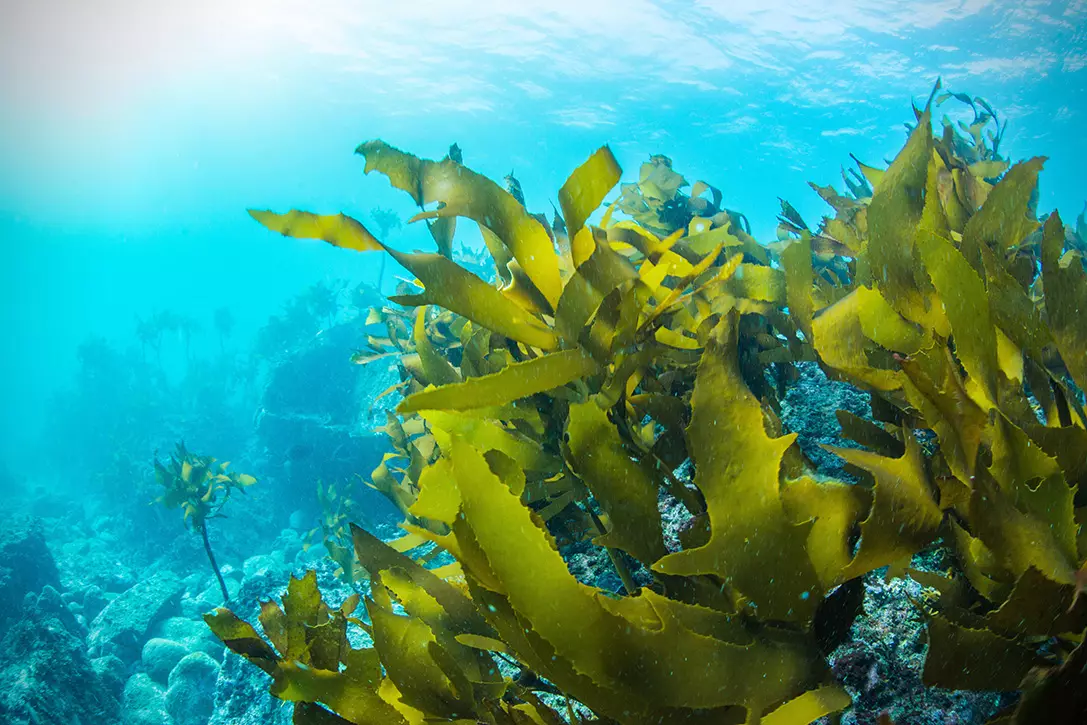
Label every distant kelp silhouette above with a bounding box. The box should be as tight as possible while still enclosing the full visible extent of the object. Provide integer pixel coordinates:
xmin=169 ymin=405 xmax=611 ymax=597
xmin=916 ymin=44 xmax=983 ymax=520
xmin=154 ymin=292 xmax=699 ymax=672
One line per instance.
xmin=208 ymin=82 xmax=1087 ymax=724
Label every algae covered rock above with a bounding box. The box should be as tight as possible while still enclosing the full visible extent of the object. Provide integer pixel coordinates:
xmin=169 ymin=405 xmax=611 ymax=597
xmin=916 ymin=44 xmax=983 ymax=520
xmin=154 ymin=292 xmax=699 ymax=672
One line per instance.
xmin=93 ymin=653 xmax=129 ymax=700
xmin=55 ymin=533 xmax=138 ymax=593
xmin=780 ymin=360 xmax=872 ymax=477
xmin=210 ymin=651 xmax=292 ymax=725
xmin=152 ymin=615 xmax=225 ymax=661
xmin=143 ymin=637 xmax=189 ymax=684
xmin=256 ymin=320 xmax=398 ymax=493
xmin=830 ymin=574 xmax=1016 ymax=724
xmin=0 ymin=586 xmax=119 ymax=724
xmin=166 ymin=652 xmax=221 ymax=725
xmin=0 ymin=516 xmax=61 ymax=637
xmin=89 ymin=570 xmax=184 ymax=661
xmin=122 ymin=672 xmax=169 ymax=725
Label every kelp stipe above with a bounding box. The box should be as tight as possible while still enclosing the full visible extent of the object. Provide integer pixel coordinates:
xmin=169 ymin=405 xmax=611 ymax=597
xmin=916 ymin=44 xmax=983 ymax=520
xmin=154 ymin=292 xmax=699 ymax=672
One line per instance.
xmin=209 ymin=84 xmax=1087 ymax=724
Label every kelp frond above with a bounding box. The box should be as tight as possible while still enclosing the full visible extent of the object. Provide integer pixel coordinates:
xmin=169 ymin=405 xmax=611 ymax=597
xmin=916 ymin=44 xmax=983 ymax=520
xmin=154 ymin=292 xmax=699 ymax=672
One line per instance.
xmin=212 ymin=84 xmax=1087 ymax=724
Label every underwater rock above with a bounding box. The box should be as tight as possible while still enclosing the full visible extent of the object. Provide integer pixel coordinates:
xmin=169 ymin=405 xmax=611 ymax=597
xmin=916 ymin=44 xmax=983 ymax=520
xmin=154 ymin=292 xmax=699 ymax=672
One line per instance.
xmin=780 ymin=361 xmax=872 ymax=477
xmin=55 ymin=534 xmax=138 ymax=593
xmin=562 ymin=539 xmax=625 ymax=592
xmin=189 ymin=572 xmax=241 ymax=614
xmin=0 ymin=585 xmax=120 ymax=724
xmin=82 ymin=583 xmax=110 ymax=622
xmin=0 ymin=515 xmax=61 ymax=637
xmin=89 ymin=570 xmax=184 ymax=662
xmin=210 ymin=652 xmax=292 ymax=725
xmin=122 ymin=672 xmax=170 ymax=725
xmin=166 ymin=652 xmax=221 ymax=725
xmin=274 ymin=526 xmax=305 ymax=561
xmin=143 ymin=637 xmax=190 ymax=684
xmin=659 ymin=468 xmax=696 ymax=553
xmin=242 ymin=553 xmax=282 ymax=580
xmin=93 ymin=653 xmax=129 ymax=700
xmin=34 ymin=584 xmax=86 ymax=636
xmin=256 ymin=321 xmax=399 ymax=509
xmin=151 ymin=615 xmax=225 ymax=661
xmin=831 ymin=573 xmax=1016 ymax=724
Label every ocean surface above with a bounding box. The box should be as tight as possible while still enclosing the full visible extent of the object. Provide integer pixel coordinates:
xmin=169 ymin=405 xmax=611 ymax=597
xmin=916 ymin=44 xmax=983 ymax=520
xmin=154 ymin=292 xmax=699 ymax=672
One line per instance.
xmin=1 ymin=2 xmax=1086 ymax=724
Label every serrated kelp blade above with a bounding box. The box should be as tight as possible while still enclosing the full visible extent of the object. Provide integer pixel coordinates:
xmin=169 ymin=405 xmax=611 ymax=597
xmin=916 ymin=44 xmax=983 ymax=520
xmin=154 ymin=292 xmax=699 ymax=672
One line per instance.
xmin=385 ymin=248 xmax=558 ymax=351
xmin=565 ymin=398 xmax=667 ymax=566
xmin=447 ymin=440 xmax=824 ymax=716
xmin=1041 ymin=212 xmax=1087 ymax=392
xmin=653 ymin=313 xmax=821 ymax=623
xmin=249 ymin=210 xmax=384 ymax=252
xmin=398 ymin=350 xmax=597 ymax=413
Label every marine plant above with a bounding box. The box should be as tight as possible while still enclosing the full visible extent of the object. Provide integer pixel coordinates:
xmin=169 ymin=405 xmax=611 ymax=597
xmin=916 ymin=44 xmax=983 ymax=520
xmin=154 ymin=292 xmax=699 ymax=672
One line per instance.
xmin=155 ymin=442 xmax=257 ymax=602
xmin=303 ymin=479 xmax=367 ymax=584
xmin=207 ymin=82 xmax=1087 ymax=724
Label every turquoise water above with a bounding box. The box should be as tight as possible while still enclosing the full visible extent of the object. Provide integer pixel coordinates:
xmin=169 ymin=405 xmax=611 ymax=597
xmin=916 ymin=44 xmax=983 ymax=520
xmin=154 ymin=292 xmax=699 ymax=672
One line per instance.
xmin=1 ymin=3 xmax=1087 ymax=724
xmin=3 ymin=1 xmax=1086 ymax=465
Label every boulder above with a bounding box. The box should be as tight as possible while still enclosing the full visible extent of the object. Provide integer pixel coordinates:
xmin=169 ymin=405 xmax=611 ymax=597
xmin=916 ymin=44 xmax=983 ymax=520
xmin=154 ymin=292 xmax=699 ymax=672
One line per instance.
xmin=0 ymin=516 xmax=60 ymax=637
xmin=210 ymin=652 xmax=293 ymax=725
xmin=242 ymin=553 xmax=282 ymax=581
xmin=83 ymin=583 xmax=110 ymax=621
xmin=189 ymin=576 xmax=241 ymax=616
xmin=93 ymin=653 xmax=129 ymax=700
xmin=256 ymin=321 xmax=400 ymax=518
xmin=142 ymin=637 xmax=190 ymax=684
xmin=0 ymin=586 xmax=119 ymax=724
xmin=89 ymin=570 xmax=184 ymax=661
xmin=166 ymin=652 xmax=221 ymax=725
xmin=152 ymin=615 xmax=225 ymax=661
xmin=55 ymin=535 xmax=137 ymax=593
xmin=122 ymin=672 xmax=169 ymax=725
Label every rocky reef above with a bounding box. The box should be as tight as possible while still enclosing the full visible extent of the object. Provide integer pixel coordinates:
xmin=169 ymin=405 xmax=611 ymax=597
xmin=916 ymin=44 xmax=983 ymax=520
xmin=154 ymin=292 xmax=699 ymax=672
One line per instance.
xmin=208 ymin=84 xmax=1086 ymax=724
xmin=0 ymin=507 xmax=375 ymax=725
xmin=5 ymin=84 xmax=1086 ymax=725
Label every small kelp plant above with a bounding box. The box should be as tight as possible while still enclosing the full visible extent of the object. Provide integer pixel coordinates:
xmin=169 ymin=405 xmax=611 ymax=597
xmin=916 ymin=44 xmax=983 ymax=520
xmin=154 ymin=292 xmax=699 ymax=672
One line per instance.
xmin=155 ymin=442 xmax=257 ymax=603
xmin=302 ymin=479 xmax=368 ymax=584
xmin=206 ymin=83 xmax=1087 ymax=724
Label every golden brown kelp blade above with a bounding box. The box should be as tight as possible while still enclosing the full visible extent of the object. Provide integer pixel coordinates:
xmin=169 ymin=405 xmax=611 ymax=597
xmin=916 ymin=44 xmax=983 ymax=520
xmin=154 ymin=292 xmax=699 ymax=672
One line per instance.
xmin=398 ymin=349 xmax=597 ymax=413
xmin=230 ymin=91 xmax=1087 ymax=723
xmin=249 ymin=210 xmax=384 ymax=252
xmin=1042 ymin=212 xmax=1087 ymax=392
xmin=358 ymin=139 xmax=562 ymax=309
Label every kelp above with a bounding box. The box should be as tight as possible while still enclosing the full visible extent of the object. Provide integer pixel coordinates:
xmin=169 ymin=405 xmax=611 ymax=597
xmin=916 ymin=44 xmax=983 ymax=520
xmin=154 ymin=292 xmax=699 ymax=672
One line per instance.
xmin=304 ymin=480 xmax=367 ymax=584
xmin=215 ymin=82 xmax=1087 ymax=723
xmin=155 ymin=442 xmax=257 ymax=602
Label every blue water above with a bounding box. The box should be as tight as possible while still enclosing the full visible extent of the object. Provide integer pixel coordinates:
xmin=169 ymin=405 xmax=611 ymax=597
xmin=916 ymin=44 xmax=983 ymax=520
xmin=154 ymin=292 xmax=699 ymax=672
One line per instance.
xmin=4 ymin=1 xmax=1086 ymax=467
xmin=1 ymin=4 xmax=1086 ymax=723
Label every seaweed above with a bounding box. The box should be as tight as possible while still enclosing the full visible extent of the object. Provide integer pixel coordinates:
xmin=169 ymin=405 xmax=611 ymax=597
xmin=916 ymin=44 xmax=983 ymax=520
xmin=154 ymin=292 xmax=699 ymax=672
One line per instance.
xmin=155 ymin=442 xmax=257 ymax=602
xmin=303 ymin=479 xmax=367 ymax=584
xmin=210 ymin=82 xmax=1086 ymax=723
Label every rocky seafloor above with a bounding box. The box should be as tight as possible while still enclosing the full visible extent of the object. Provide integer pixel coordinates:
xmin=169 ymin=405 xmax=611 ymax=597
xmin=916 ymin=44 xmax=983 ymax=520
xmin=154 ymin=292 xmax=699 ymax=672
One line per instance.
xmin=0 ymin=360 xmax=1018 ymax=725
xmin=0 ymin=510 xmax=396 ymax=725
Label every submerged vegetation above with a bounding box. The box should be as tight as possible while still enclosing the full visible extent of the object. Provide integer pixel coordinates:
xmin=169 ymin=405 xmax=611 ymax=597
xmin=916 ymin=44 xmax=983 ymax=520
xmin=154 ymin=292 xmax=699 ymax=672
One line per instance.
xmin=207 ymin=84 xmax=1087 ymax=724
xmin=155 ymin=442 xmax=258 ymax=602
xmin=303 ymin=479 xmax=369 ymax=584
